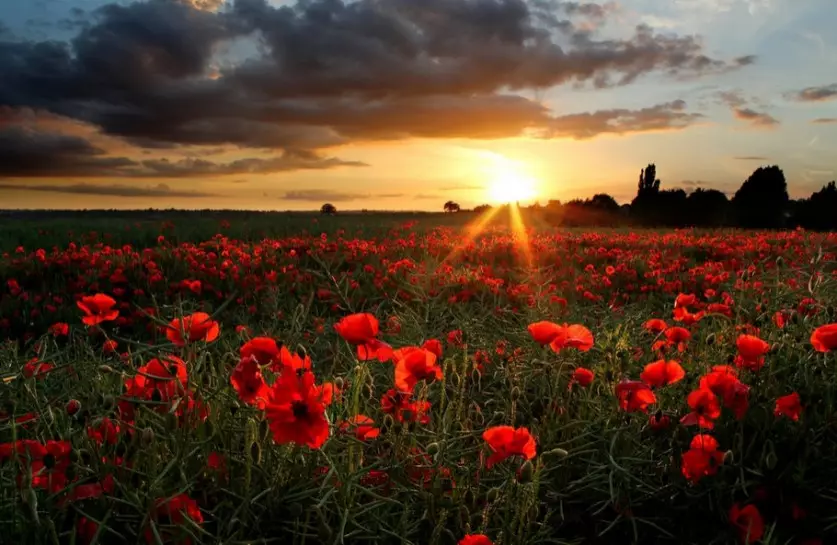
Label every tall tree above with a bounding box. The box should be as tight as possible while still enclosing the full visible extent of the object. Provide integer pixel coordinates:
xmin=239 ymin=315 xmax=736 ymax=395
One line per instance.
xmin=732 ymin=166 xmax=789 ymax=228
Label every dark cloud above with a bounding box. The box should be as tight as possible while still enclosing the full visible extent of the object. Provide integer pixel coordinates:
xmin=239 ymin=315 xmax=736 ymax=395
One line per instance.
xmin=0 ymin=0 xmax=750 ymax=164
xmin=280 ymin=189 xmax=401 ymax=202
xmin=734 ymin=156 xmax=769 ymax=161
xmin=718 ymin=90 xmax=779 ymax=128
xmin=812 ymin=117 xmax=837 ymax=124
xmin=0 ymin=182 xmax=216 ymax=198
xmin=789 ymin=83 xmax=837 ymax=102
xmin=0 ymin=126 xmax=365 ymax=177
xmin=541 ymin=100 xmax=702 ymax=139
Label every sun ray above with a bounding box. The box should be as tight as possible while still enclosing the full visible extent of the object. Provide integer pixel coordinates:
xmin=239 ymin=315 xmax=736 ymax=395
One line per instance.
xmin=442 ymin=205 xmax=502 ymax=264
xmin=508 ymin=202 xmax=534 ymax=270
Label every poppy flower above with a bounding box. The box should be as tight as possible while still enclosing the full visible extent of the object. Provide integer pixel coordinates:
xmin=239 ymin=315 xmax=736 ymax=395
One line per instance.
xmin=49 ymin=322 xmax=69 ymax=336
xmin=393 ymin=347 xmax=443 ymax=393
xmin=729 ymin=503 xmax=764 ymax=544
xmin=240 ymin=337 xmax=281 ymax=366
xmin=643 ymin=319 xmax=668 ymax=334
xmin=265 ymin=370 xmax=332 ymax=449
xmin=422 ymin=339 xmax=443 ymax=358
xmin=663 ymin=327 xmax=691 ymax=351
xmin=572 ymin=367 xmax=594 ymax=387
xmin=334 ymin=313 xmax=379 ymax=345
xmin=528 ymin=321 xmax=564 ymax=345
xmin=357 ymin=338 xmax=394 ymax=362
xmin=528 ymin=321 xmax=593 ymax=352
xmin=774 ymin=392 xmax=802 ymax=421
xmin=681 ymin=434 xmax=724 ymax=484
xmin=811 ymin=324 xmax=837 ymax=352
xmin=147 ymin=493 xmax=204 ymax=544
xmin=77 ymin=294 xmax=119 ymax=326
xmin=482 ymin=426 xmax=536 ymax=468
xmin=87 ymin=417 xmax=121 ymax=446
xmin=459 ymin=536 xmax=493 ymax=545
xmin=339 ymin=415 xmax=380 ymax=441
xmin=166 ymin=312 xmax=220 ymax=346
xmin=230 ymin=357 xmax=271 ymax=409
xmin=649 ymin=411 xmax=670 ymax=431
xmin=735 ymin=334 xmax=769 ymax=371
xmin=680 ymin=389 xmax=721 ymax=429
xmin=615 ymin=380 xmax=657 ymax=413
xmin=640 ymin=360 xmax=685 ymax=388
xmin=23 ymin=358 xmax=54 ymax=379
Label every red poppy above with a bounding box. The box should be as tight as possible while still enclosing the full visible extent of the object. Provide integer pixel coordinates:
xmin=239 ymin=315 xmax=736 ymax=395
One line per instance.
xmin=774 ymin=392 xmax=802 ymax=421
xmin=393 ymin=347 xmax=443 ymax=393
xmin=643 ymin=319 xmax=668 ymax=333
xmin=49 ymin=322 xmax=69 ymax=336
xmin=230 ymin=357 xmax=271 ymax=409
xmin=482 ymin=426 xmax=536 ymax=468
xmin=528 ymin=321 xmax=564 ymax=344
xmin=339 ymin=415 xmax=380 ymax=441
xmin=334 ymin=313 xmax=379 ymax=345
xmin=87 ymin=417 xmax=121 ymax=446
xmin=459 ymin=535 xmax=493 ymax=545
xmin=615 ymin=380 xmax=657 ymax=413
xmin=240 ymin=337 xmax=281 ymax=366
xmin=23 ymin=358 xmax=54 ymax=379
xmin=649 ymin=412 xmax=670 ymax=431
xmin=735 ymin=334 xmax=769 ymax=371
xmin=357 ymin=338 xmax=394 ymax=362
xmin=811 ymin=323 xmax=837 ymax=352
xmin=681 ymin=434 xmax=724 ymax=484
xmin=572 ymin=367 xmax=594 ymax=387
xmin=166 ymin=312 xmax=220 ymax=346
xmin=422 ymin=339 xmax=443 ymax=358
xmin=147 ymin=493 xmax=204 ymax=544
xmin=265 ymin=370 xmax=332 ymax=449
xmin=680 ymin=389 xmax=722 ymax=429
xmin=102 ymin=339 xmax=119 ymax=353
xmin=640 ymin=359 xmax=685 ymax=387
xmin=729 ymin=503 xmax=764 ymax=544
xmin=528 ymin=321 xmax=593 ymax=352
xmin=77 ymin=294 xmax=119 ymax=326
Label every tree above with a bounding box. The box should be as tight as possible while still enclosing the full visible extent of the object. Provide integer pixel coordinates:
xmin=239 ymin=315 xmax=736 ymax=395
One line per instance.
xmin=685 ymin=188 xmax=729 ymax=226
xmin=792 ymin=181 xmax=837 ymax=230
xmin=632 ymin=163 xmax=664 ymax=225
xmin=444 ymin=201 xmax=460 ymax=213
xmin=320 ymin=203 xmax=337 ymax=215
xmin=472 ymin=204 xmax=493 ymax=214
xmin=732 ymin=165 xmax=789 ymax=228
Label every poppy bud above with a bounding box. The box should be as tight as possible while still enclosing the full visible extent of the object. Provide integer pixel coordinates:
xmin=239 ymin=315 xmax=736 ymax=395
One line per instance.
xmin=486 ymin=487 xmax=501 ymax=503
xmin=334 ymin=377 xmax=345 ymax=390
xmin=765 ymin=451 xmax=777 ymax=470
xmin=517 ymin=460 xmax=534 ymax=483
xmin=66 ymin=399 xmax=81 ymax=416
xmin=98 ymin=364 xmax=115 ymax=374
xmin=511 ymin=386 xmax=521 ymax=400
xmin=723 ymin=450 xmax=734 ymax=464
xmin=259 ymin=418 xmax=270 ymax=442
xmin=775 ymin=256 xmax=783 ymax=266
xmin=545 ymin=447 xmax=569 ymax=458
xmin=141 ymin=427 xmax=154 ymax=447
xmin=364 ymin=384 xmax=374 ymax=399
xmin=705 ymin=333 xmax=715 ymax=346
xmin=426 ymin=442 xmax=440 ymax=455
xmin=250 ymin=442 xmax=262 ymax=463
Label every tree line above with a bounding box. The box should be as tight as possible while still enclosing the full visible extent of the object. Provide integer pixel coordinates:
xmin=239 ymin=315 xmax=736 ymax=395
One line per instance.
xmin=468 ymin=165 xmax=836 ymax=230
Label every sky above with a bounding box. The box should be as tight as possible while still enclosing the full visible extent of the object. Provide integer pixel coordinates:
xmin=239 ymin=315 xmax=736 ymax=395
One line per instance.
xmin=0 ymin=0 xmax=835 ymax=211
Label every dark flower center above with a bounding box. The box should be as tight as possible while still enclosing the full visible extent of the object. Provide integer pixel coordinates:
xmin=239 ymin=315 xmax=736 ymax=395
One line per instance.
xmin=292 ymin=401 xmax=309 ymax=419
xmin=43 ymin=453 xmax=56 ymax=469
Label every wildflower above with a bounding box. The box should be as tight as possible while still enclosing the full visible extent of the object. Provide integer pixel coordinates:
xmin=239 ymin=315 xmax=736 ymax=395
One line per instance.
xmin=729 ymin=503 xmax=764 ymax=544
xmin=572 ymin=367 xmax=594 ymax=387
xmin=339 ymin=415 xmax=380 ymax=441
xmin=393 ymin=347 xmax=443 ymax=393
xmin=265 ymin=370 xmax=332 ymax=449
xmin=735 ymin=334 xmax=769 ymax=371
xmin=240 ymin=337 xmax=281 ymax=366
xmin=230 ymin=357 xmax=271 ymax=409
xmin=774 ymin=392 xmax=802 ymax=421
xmin=77 ymin=294 xmax=119 ymax=326
xmin=640 ymin=359 xmax=685 ymax=387
xmin=680 ymin=389 xmax=722 ymax=429
xmin=166 ymin=312 xmax=220 ymax=346
xmin=643 ymin=319 xmax=668 ymax=333
xmin=615 ymin=380 xmax=657 ymax=413
xmin=482 ymin=426 xmax=536 ymax=468
xmin=459 ymin=535 xmax=493 ymax=545
xmin=811 ymin=323 xmax=837 ymax=352
xmin=681 ymin=433 xmax=724 ymax=484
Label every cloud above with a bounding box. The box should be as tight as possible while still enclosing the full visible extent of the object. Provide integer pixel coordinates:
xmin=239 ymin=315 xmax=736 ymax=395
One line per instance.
xmin=812 ymin=117 xmax=837 ymax=124
xmin=440 ymin=184 xmax=486 ymax=191
xmin=788 ymin=83 xmax=837 ymax=102
xmin=0 ymin=126 xmax=365 ymax=177
xmin=414 ymin=193 xmax=444 ymax=200
xmin=0 ymin=0 xmax=751 ymax=162
xmin=541 ymin=100 xmax=703 ymax=139
xmin=280 ymin=189 xmax=401 ymax=202
xmin=718 ymin=90 xmax=779 ymax=128
xmin=0 ymin=182 xmax=216 ymax=198
xmin=734 ymin=156 xmax=769 ymax=161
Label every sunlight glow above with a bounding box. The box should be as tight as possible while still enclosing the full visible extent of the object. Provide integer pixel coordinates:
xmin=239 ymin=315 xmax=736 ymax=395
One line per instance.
xmin=484 ymin=153 xmax=539 ymax=204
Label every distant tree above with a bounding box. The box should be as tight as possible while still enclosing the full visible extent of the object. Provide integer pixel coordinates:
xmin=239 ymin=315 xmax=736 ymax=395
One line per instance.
xmin=320 ymin=203 xmax=337 ymax=215
xmin=589 ymin=194 xmax=620 ymax=213
xmin=472 ymin=204 xmax=493 ymax=214
xmin=444 ymin=201 xmax=461 ymax=213
xmin=631 ymin=163 xmax=666 ymax=225
xmin=637 ymin=163 xmax=660 ymax=197
xmin=685 ymin=188 xmax=729 ymax=226
xmin=732 ymin=165 xmax=789 ymax=228
xmin=792 ymin=181 xmax=837 ymax=230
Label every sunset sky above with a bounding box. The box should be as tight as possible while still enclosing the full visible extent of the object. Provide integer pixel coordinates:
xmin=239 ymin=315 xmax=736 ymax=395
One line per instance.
xmin=1 ymin=0 xmax=835 ymax=211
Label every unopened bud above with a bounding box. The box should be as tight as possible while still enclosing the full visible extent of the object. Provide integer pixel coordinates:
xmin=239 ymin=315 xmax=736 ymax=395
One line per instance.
xmin=546 ymin=448 xmax=569 ymax=458
xmin=486 ymin=487 xmax=501 ymax=503
xmin=426 ymin=442 xmax=440 ymax=456
xmin=511 ymin=386 xmax=521 ymax=401
xmin=765 ymin=451 xmax=777 ymax=470
xmin=517 ymin=460 xmax=534 ymax=483
xmin=98 ymin=364 xmax=115 ymax=374
xmin=66 ymin=399 xmax=81 ymax=416
xmin=723 ymin=450 xmax=734 ymax=464
xmin=141 ymin=427 xmax=154 ymax=447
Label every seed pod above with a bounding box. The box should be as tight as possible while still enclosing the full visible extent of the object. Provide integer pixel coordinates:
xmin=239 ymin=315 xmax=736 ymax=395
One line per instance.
xmin=545 ymin=447 xmax=569 ymax=459
xmin=141 ymin=427 xmax=155 ymax=447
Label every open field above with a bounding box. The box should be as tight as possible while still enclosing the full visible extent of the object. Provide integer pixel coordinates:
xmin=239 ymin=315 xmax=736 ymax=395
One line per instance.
xmin=2 ymin=211 xmax=837 ymax=545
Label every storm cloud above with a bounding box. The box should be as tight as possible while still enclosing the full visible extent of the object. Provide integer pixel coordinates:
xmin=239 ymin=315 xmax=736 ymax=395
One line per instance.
xmin=0 ymin=0 xmax=751 ymax=180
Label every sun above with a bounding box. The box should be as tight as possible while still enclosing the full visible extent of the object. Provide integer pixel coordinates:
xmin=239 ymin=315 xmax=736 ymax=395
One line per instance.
xmin=487 ymin=166 xmax=538 ymax=204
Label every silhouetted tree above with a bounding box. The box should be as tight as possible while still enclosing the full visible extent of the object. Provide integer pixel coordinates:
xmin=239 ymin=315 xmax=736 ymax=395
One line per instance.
xmin=562 ymin=194 xmax=622 ymax=226
xmin=685 ymin=188 xmax=729 ymax=226
xmin=444 ymin=201 xmax=461 ymax=213
xmin=589 ymin=194 xmax=620 ymax=213
xmin=792 ymin=181 xmax=837 ymax=230
xmin=732 ymin=165 xmax=789 ymax=228
xmin=320 ymin=203 xmax=337 ymax=215
xmin=472 ymin=204 xmax=493 ymax=214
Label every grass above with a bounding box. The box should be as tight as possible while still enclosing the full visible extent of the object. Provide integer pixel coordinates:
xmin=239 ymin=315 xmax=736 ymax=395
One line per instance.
xmin=0 ymin=211 xmax=836 ymax=544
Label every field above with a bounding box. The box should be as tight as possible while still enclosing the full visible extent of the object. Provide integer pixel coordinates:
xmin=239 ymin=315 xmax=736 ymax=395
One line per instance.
xmin=1 ymin=210 xmax=836 ymax=545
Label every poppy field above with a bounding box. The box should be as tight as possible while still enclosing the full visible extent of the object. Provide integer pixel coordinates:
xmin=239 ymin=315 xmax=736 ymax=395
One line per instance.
xmin=1 ymin=214 xmax=837 ymax=545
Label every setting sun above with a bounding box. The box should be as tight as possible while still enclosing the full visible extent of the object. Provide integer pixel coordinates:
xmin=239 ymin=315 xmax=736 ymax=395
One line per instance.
xmin=480 ymin=152 xmax=539 ymax=204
